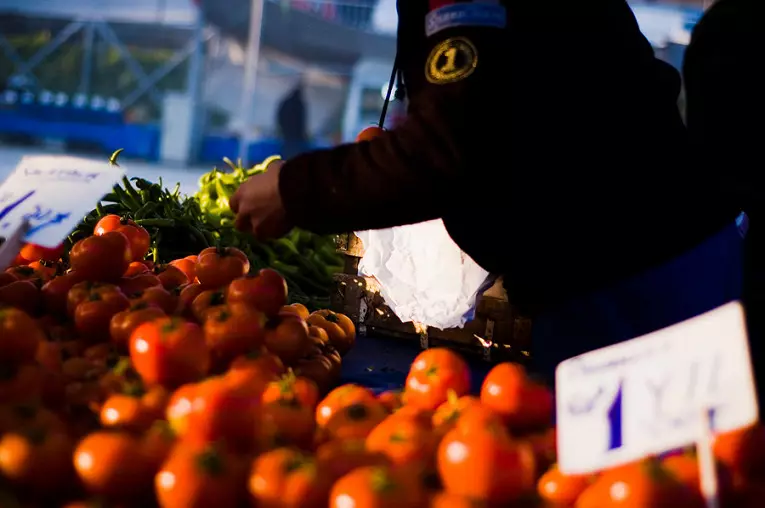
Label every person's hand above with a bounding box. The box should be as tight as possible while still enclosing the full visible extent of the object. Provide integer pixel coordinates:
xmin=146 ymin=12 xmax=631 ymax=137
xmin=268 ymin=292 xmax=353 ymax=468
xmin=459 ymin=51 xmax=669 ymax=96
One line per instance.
xmin=230 ymin=160 xmax=292 ymax=239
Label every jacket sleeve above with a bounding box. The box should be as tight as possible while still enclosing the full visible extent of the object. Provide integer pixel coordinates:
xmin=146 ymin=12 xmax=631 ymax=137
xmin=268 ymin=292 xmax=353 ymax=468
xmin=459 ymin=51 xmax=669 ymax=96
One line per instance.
xmin=278 ymin=1 xmax=508 ymax=234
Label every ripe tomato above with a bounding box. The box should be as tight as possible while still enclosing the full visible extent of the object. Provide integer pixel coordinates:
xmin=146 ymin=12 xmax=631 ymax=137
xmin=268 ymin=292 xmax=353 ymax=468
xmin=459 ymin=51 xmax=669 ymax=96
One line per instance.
xmin=315 ymin=439 xmax=390 ymax=485
xmin=66 ymin=281 xmax=120 ymax=316
xmin=308 ymin=325 xmax=329 ymax=345
xmin=306 ymin=310 xmax=356 ymax=356
xmin=130 ymin=317 xmax=210 ymax=388
xmin=40 ymin=273 xmax=79 ymax=315
xmin=280 ymin=302 xmax=310 ymax=320
xmin=258 ymin=400 xmax=316 ymax=451
xmin=155 ymin=442 xmax=246 ymax=508
xmin=295 ymin=355 xmax=337 ymax=394
xmin=124 ymin=261 xmax=150 ymax=277
xmin=27 ymin=260 xmax=58 ymax=281
xmin=110 ymin=301 xmax=166 ymax=351
xmin=356 ymin=125 xmax=386 ymax=142
xmin=0 ymin=428 xmax=75 ymax=492
xmin=316 ymin=384 xmax=376 ymax=427
xmin=329 ymin=465 xmax=427 ymax=508
xmin=169 ymin=258 xmax=196 ymax=282
xmin=438 ymin=424 xmax=536 ymax=504
xmin=366 ymin=413 xmax=438 ymax=467
xmin=177 ymin=283 xmax=205 ymax=317
xmin=191 ymin=289 xmax=227 ymax=322
xmin=480 ymin=362 xmax=553 ymax=432
xmin=19 ymin=242 xmax=64 ymax=263
xmin=576 ymin=459 xmax=702 ymax=508
xmin=6 ymin=265 xmax=41 ymax=281
xmin=0 ymin=308 xmax=45 ymax=365
xmin=262 ymin=371 xmax=319 ymax=408
xmin=536 ymin=465 xmax=592 ymax=506
xmin=0 ymin=279 xmax=41 ymax=315
xmin=95 ymin=215 xmax=151 ymax=261
xmin=99 ymin=385 xmax=169 ymax=433
xmin=0 ymin=271 xmax=18 ymax=288
xmin=74 ymin=291 xmax=131 ymax=343
xmin=133 ymin=285 xmax=178 ymax=315
xmin=203 ymin=305 xmax=267 ymax=372
xmin=142 ymin=419 xmax=177 ymax=468
xmin=226 ymin=268 xmax=287 ymax=317
xmin=404 ymin=348 xmax=471 ymax=411
xmin=73 ymin=431 xmax=155 ymax=500
xmin=249 ymin=448 xmax=331 ymax=508
xmin=196 ymin=247 xmax=250 ymax=289
xmin=70 ymin=232 xmax=132 ymax=282
xmin=165 ymin=383 xmax=198 ymax=437
xmin=118 ymin=272 xmax=162 ymax=296
xmin=377 ymin=390 xmax=404 ymax=413
xmin=432 ymin=393 xmax=481 ymax=436
xmin=323 ymin=400 xmax=389 ymax=442
xmin=228 ymin=347 xmax=285 ymax=383
xmin=430 ymin=492 xmax=489 ymax=508
xmin=156 ymin=264 xmax=190 ymax=291
xmin=264 ymin=316 xmax=311 ymax=366
xmin=184 ymin=376 xmax=263 ymax=451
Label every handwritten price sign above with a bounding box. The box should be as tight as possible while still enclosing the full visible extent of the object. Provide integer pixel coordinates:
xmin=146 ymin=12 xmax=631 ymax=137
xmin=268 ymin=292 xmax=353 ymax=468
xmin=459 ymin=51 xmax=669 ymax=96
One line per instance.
xmin=555 ymin=302 xmax=759 ymax=475
xmin=0 ymin=155 xmax=125 ymax=248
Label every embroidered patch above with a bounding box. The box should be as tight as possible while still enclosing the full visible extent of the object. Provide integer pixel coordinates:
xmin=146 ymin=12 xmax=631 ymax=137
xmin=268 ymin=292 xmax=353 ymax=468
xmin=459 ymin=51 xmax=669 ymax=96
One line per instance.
xmin=425 ymin=37 xmax=478 ymax=84
xmin=425 ymin=2 xmax=506 ymax=37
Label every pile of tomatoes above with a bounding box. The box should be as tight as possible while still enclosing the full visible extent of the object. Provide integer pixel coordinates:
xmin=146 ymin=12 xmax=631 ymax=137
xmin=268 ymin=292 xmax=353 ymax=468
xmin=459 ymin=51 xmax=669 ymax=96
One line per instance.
xmin=0 ymin=214 xmax=765 ymax=507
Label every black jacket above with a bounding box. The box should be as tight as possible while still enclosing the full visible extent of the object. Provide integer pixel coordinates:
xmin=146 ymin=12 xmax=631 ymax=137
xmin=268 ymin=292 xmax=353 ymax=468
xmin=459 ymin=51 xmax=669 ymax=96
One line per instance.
xmin=279 ymin=0 xmax=736 ymax=315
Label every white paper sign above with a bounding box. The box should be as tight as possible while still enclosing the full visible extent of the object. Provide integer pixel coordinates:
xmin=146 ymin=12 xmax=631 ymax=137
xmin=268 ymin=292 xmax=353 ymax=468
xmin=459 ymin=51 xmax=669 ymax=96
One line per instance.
xmin=556 ymin=301 xmax=759 ymax=475
xmin=0 ymin=155 xmax=125 ymax=248
xmin=0 ymin=221 xmax=28 ymax=271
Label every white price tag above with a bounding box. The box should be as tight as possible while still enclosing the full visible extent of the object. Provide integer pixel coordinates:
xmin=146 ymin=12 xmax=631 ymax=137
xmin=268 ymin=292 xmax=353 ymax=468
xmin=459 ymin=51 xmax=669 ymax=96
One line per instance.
xmin=555 ymin=301 xmax=759 ymax=475
xmin=0 ymin=155 xmax=125 ymax=248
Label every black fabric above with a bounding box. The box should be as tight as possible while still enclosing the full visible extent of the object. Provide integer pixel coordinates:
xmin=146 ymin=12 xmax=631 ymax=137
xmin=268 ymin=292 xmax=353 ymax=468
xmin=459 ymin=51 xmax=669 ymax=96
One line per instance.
xmin=279 ymin=0 xmax=736 ymax=314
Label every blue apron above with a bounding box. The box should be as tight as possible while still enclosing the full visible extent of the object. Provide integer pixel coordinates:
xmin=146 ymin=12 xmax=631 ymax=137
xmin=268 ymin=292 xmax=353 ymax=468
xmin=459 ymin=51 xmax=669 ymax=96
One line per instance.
xmin=532 ymin=214 xmax=747 ymax=383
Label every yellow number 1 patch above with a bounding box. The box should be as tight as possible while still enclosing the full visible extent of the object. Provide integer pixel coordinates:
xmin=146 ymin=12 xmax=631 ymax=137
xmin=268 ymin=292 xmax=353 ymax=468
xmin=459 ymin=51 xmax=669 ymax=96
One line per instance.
xmin=425 ymin=37 xmax=478 ymax=85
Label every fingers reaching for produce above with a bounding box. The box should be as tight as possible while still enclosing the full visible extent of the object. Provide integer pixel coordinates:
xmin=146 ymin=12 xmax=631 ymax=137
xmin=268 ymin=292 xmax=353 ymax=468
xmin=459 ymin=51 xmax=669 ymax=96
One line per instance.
xmin=231 ymin=161 xmax=292 ymax=240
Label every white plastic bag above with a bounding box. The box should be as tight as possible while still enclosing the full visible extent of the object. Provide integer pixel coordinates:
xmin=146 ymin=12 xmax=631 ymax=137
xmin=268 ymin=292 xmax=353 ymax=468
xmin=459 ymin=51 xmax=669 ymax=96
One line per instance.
xmin=356 ymin=220 xmax=492 ymax=330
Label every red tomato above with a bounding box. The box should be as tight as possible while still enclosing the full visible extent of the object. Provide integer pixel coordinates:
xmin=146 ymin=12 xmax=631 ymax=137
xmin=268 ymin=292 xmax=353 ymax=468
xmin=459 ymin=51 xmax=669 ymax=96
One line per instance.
xmin=480 ymin=363 xmax=554 ymax=431
xmin=177 ymin=283 xmax=205 ymax=317
xmin=74 ymin=291 xmax=130 ymax=343
xmin=110 ymin=301 xmax=166 ymax=351
xmin=0 ymin=279 xmax=41 ymax=315
xmin=156 ymin=265 xmax=190 ymax=291
xmin=0 ymin=307 xmax=46 ymax=365
xmin=119 ymin=273 xmax=162 ymax=297
xmin=0 ymin=272 xmax=18 ymax=288
xmin=226 ymin=269 xmax=287 ymax=317
xmin=66 ymin=281 xmax=123 ymax=317
xmin=196 ymin=247 xmax=250 ymax=289
xmin=69 ymin=232 xmax=132 ymax=282
xmin=134 ymin=285 xmax=178 ymax=314
xmin=404 ymin=348 xmax=471 ymax=411
xmin=41 ymin=272 xmax=84 ymax=316
xmin=124 ymin=261 xmax=150 ymax=277
xmin=203 ymin=305 xmax=268 ymax=372
xmin=130 ymin=317 xmax=210 ymax=388
xmin=94 ymin=214 xmax=151 ymax=261
xmin=19 ymin=242 xmax=64 ymax=263
xmin=169 ymin=258 xmax=196 ymax=282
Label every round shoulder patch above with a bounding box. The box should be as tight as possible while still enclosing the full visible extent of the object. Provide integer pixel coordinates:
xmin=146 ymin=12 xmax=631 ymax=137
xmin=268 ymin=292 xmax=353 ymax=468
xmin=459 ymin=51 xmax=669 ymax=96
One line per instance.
xmin=425 ymin=37 xmax=478 ymax=85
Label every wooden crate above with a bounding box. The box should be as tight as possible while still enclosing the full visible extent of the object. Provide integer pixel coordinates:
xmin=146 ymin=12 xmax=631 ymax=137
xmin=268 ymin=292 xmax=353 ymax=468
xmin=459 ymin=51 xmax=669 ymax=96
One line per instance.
xmin=331 ymin=266 xmax=533 ymax=363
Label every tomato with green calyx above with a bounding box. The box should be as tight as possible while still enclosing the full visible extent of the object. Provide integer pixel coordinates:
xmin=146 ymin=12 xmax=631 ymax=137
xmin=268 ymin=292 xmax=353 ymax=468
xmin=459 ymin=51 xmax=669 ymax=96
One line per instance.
xmin=67 ymin=281 xmax=123 ymax=317
xmin=404 ymin=348 xmax=471 ymax=411
xmin=74 ymin=291 xmax=131 ymax=343
xmin=109 ymin=301 xmax=166 ymax=351
xmin=130 ymin=317 xmax=210 ymax=388
xmin=226 ymin=268 xmax=287 ymax=317
xmin=249 ymin=447 xmax=331 ymax=508
xmin=99 ymin=384 xmax=169 ymax=433
xmin=95 ymin=214 xmax=151 ymax=262
xmin=191 ymin=289 xmax=227 ymax=322
xmin=70 ymin=232 xmax=132 ymax=282
xmin=155 ymin=442 xmax=246 ymax=508
xmin=203 ymin=305 xmax=267 ymax=373
xmin=196 ymin=247 xmax=250 ymax=289
xmin=262 ymin=370 xmax=320 ymax=408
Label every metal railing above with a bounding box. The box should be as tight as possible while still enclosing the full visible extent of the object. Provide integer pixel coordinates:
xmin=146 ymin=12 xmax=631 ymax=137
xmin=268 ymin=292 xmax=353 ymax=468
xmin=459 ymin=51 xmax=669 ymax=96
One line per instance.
xmin=266 ymin=0 xmax=385 ymax=33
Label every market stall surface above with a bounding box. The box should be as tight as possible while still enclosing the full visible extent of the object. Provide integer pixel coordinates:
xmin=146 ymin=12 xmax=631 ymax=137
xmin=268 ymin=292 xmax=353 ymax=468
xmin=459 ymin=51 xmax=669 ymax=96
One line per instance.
xmin=341 ymin=334 xmax=492 ymax=394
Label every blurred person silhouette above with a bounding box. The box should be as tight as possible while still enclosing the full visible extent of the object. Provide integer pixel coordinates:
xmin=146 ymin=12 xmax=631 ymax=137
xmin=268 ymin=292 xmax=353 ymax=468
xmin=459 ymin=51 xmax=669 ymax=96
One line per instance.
xmin=276 ymin=79 xmax=309 ymax=159
xmin=684 ymin=0 xmax=765 ymax=402
xmin=232 ymin=0 xmax=741 ymax=382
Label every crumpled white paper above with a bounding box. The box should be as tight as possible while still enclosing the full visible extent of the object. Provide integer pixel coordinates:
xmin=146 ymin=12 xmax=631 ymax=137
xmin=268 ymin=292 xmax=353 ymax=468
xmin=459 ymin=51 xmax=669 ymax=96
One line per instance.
xmin=356 ymin=220 xmax=492 ymax=330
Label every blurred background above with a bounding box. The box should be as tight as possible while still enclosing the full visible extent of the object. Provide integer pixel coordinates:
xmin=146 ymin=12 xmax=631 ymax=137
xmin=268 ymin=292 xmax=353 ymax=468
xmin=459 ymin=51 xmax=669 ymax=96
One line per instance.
xmin=0 ymin=0 xmax=709 ymax=172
